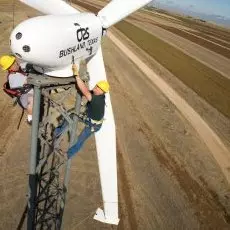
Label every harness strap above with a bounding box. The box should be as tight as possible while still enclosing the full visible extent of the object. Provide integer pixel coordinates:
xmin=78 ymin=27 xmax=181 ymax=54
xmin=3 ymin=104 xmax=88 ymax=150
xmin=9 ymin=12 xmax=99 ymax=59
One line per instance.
xmin=90 ymin=118 xmax=104 ymax=125
xmin=4 ymin=69 xmax=32 ymax=98
xmin=77 ymin=113 xmax=104 ymax=124
xmin=7 ymin=68 xmax=28 ymax=77
xmin=82 ymin=116 xmax=103 ymax=132
xmin=3 ymin=82 xmax=20 ymax=97
xmin=3 ymin=83 xmax=32 ymax=98
xmin=71 ymin=113 xmax=103 ymax=133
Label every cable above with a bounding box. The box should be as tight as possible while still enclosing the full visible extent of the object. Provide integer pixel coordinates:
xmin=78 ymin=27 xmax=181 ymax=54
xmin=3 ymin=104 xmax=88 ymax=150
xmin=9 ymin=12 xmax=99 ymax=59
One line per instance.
xmin=73 ymin=209 xmax=97 ymax=228
xmin=12 ymin=0 xmax=15 ymax=29
xmin=69 ymin=0 xmax=73 ymax=7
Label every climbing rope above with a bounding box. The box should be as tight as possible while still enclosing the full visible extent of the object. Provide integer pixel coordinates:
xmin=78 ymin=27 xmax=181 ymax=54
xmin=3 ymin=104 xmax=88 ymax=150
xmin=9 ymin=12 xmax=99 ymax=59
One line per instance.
xmin=68 ymin=0 xmax=73 ymax=7
xmin=73 ymin=209 xmax=97 ymax=228
xmin=12 ymin=0 xmax=15 ymax=29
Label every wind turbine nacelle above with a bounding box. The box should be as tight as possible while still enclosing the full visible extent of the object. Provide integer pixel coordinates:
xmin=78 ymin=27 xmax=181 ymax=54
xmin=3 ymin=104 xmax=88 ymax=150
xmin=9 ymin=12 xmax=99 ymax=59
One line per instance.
xmin=10 ymin=13 xmax=102 ymax=76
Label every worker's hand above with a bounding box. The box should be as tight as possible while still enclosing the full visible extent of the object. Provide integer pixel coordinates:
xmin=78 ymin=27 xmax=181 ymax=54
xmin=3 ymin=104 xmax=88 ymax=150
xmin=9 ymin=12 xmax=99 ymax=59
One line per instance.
xmin=72 ymin=64 xmax=79 ymax=76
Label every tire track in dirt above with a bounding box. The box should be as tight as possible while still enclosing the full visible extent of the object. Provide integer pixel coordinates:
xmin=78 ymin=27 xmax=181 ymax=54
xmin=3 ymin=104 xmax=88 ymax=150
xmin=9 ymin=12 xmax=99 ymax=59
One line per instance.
xmin=183 ymin=28 xmax=230 ymax=51
xmin=127 ymin=16 xmax=230 ymax=80
xmin=107 ymin=61 xmax=230 ymax=228
xmin=116 ymin=141 xmax=138 ymax=230
xmin=138 ymin=120 xmax=230 ymax=227
xmin=107 ymin=31 xmax=230 ymax=186
xmin=0 ymin=103 xmax=22 ymax=156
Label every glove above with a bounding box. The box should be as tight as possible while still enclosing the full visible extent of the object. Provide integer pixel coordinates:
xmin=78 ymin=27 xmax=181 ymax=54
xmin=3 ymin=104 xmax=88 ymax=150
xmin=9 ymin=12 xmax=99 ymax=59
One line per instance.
xmin=72 ymin=64 xmax=79 ymax=76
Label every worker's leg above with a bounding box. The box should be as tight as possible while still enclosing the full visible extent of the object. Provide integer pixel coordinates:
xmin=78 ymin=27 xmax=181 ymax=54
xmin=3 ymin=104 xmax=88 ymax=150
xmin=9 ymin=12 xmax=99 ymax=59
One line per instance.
xmin=19 ymin=90 xmax=33 ymax=123
xmin=67 ymin=124 xmax=101 ymax=159
xmin=27 ymin=92 xmax=33 ymax=122
xmin=19 ymin=94 xmax=27 ymax=109
xmin=54 ymin=119 xmax=68 ymax=137
xmin=19 ymin=93 xmax=32 ymax=123
xmin=54 ymin=113 xmax=84 ymax=138
xmin=67 ymin=126 xmax=92 ymax=159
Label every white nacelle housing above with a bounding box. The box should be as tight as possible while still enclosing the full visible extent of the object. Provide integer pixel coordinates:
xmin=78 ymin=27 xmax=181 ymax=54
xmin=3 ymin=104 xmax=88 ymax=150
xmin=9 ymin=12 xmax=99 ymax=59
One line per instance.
xmin=10 ymin=13 xmax=102 ymax=76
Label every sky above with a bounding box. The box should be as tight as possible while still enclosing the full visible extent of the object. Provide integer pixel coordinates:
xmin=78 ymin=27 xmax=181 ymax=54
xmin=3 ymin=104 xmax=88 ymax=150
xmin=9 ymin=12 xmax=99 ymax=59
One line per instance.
xmin=153 ymin=0 xmax=230 ymax=18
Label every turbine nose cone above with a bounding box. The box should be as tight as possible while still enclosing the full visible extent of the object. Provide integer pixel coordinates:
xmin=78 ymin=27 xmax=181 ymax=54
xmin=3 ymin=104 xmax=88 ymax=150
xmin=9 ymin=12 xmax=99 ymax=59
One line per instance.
xmin=10 ymin=30 xmax=21 ymax=59
xmin=10 ymin=24 xmax=32 ymax=61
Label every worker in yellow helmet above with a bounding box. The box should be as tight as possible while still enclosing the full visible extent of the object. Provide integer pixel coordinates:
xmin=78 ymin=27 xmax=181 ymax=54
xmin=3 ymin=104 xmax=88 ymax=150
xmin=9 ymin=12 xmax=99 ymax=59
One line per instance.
xmin=0 ymin=55 xmax=33 ymax=125
xmin=54 ymin=64 xmax=109 ymax=159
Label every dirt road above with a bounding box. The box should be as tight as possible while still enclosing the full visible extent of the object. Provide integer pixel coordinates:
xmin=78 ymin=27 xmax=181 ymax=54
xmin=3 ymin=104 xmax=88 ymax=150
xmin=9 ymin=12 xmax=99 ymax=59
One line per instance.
xmin=129 ymin=19 xmax=230 ymax=80
xmin=101 ymin=35 xmax=230 ymax=229
xmin=107 ymin=31 xmax=230 ymax=184
xmin=1 ymin=1 xmax=230 ymax=230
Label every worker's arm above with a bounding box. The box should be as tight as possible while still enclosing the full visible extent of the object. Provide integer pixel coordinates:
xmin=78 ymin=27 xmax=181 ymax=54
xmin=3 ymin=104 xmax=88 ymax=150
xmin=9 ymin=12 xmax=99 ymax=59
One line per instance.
xmin=73 ymin=64 xmax=92 ymax=101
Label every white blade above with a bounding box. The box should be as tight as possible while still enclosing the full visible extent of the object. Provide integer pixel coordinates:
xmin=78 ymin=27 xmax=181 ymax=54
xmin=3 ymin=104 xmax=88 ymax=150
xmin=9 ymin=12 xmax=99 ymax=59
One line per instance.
xmin=98 ymin=0 xmax=151 ymax=28
xmin=20 ymin=0 xmax=80 ymax=15
xmin=87 ymin=47 xmax=119 ymax=225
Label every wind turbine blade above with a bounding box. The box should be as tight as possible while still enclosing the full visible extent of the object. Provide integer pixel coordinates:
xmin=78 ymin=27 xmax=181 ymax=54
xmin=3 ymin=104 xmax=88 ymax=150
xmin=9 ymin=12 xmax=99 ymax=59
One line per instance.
xmin=98 ymin=0 xmax=151 ymax=28
xmin=86 ymin=46 xmax=119 ymax=225
xmin=20 ymin=0 xmax=80 ymax=15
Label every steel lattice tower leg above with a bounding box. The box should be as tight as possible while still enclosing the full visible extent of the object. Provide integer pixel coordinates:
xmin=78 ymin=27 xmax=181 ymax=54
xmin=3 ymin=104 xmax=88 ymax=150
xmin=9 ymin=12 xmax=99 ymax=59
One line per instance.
xmin=27 ymin=85 xmax=42 ymax=230
xmin=26 ymin=72 xmax=88 ymax=230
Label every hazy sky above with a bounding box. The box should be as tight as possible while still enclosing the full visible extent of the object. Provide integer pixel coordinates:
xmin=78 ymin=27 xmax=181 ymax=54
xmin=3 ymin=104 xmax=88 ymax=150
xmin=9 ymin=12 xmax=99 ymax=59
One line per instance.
xmin=157 ymin=0 xmax=230 ymax=17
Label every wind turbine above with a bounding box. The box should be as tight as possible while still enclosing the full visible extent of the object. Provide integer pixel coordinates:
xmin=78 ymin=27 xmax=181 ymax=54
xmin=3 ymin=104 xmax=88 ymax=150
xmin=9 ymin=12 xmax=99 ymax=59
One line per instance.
xmin=10 ymin=0 xmax=151 ymax=225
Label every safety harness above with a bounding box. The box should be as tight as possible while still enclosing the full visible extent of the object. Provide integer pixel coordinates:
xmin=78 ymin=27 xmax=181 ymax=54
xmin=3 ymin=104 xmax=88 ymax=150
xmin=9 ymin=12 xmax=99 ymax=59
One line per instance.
xmin=3 ymin=69 xmax=33 ymax=129
xmin=77 ymin=113 xmax=104 ymax=132
xmin=3 ymin=69 xmax=31 ymax=98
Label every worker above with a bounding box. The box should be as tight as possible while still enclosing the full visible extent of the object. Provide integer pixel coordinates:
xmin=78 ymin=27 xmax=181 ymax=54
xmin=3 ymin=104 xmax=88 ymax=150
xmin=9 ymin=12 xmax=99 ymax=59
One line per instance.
xmin=0 ymin=55 xmax=33 ymax=124
xmin=55 ymin=64 xmax=109 ymax=159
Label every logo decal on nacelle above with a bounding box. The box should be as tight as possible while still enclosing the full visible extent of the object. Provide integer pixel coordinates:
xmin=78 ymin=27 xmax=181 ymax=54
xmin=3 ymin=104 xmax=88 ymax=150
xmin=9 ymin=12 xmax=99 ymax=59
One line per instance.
xmin=88 ymin=37 xmax=98 ymax=46
xmin=86 ymin=46 xmax=93 ymax=55
xmin=58 ymin=23 xmax=99 ymax=59
xmin=76 ymin=27 xmax=89 ymax=42
xmin=59 ymin=43 xmax=86 ymax=58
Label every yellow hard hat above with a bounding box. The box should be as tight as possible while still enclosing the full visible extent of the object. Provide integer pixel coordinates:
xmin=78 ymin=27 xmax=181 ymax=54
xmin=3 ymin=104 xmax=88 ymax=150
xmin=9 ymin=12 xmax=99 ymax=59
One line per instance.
xmin=0 ymin=55 xmax=16 ymax=70
xmin=96 ymin=80 xmax=110 ymax=93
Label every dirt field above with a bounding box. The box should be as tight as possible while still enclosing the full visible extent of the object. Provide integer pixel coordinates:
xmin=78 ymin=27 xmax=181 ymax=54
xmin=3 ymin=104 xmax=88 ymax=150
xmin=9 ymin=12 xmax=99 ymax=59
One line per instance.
xmin=127 ymin=18 xmax=230 ymax=78
xmin=1 ymin=1 xmax=230 ymax=230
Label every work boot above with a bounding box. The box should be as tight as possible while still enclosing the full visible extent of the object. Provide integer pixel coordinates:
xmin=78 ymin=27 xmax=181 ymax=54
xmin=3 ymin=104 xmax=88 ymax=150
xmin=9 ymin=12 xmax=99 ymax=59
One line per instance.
xmin=27 ymin=119 xmax=32 ymax=126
